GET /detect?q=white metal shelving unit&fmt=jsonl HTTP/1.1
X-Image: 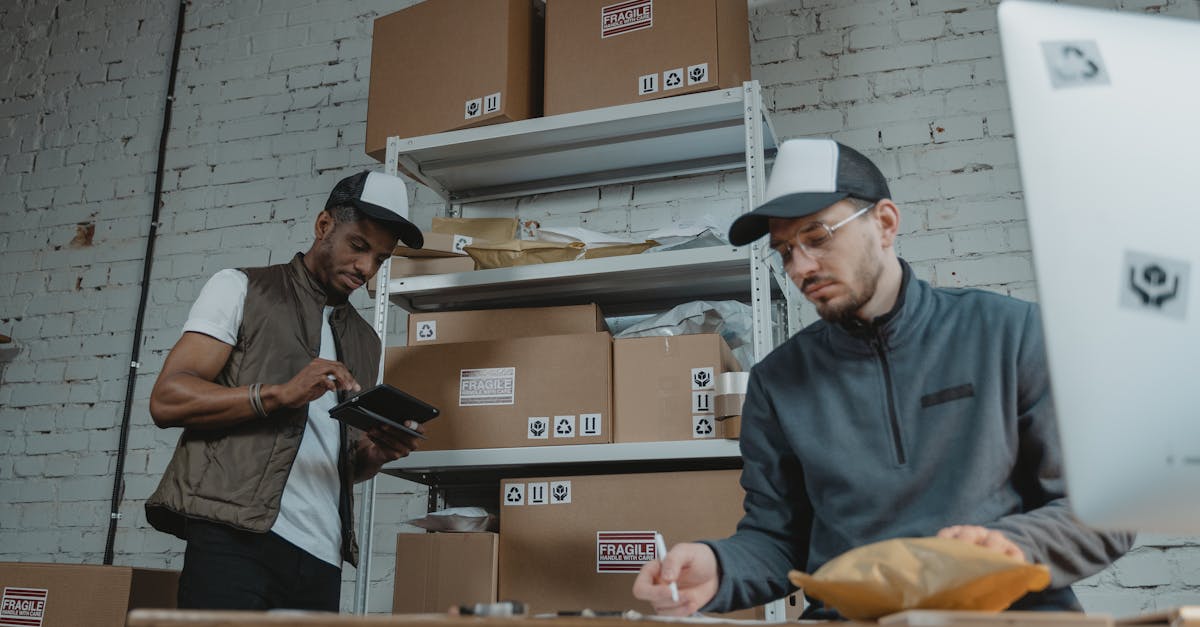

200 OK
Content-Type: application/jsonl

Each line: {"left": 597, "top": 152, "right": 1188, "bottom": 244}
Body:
{"left": 353, "top": 82, "right": 782, "bottom": 615}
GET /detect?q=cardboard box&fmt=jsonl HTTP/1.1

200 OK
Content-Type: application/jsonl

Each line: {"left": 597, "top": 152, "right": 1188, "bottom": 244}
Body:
{"left": 544, "top": 0, "right": 751, "bottom": 116}
{"left": 366, "top": 0, "right": 542, "bottom": 161}
{"left": 393, "top": 533, "right": 497, "bottom": 613}
{"left": 0, "top": 563, "right": 178, "bottom": 627}
{"left": 384, "top": 332, "right": 613, "bottom": 450}
{"left": 394, "top": 232, "right": 475, "bottom": 259}
{"left": 408, "top": 304, "right": 607, "bottom": 346}
{"left": 498, "top": 470, "right": 756, "bottom": 618}
{"left": 367, "top": 256, "right": 476, "bottom": 294}
{"left": 612, "top": 334, "right": 741, "bottom": 443}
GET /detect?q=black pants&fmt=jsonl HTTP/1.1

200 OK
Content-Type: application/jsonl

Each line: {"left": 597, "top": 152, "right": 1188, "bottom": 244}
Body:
{"left": 177, "top": 519, "right": 342, "bottom": 611}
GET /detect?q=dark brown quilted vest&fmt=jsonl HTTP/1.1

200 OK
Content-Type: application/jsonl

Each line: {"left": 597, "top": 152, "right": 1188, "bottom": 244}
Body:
{"left": 146, "top": 253, "right": 380, "bottom": 565}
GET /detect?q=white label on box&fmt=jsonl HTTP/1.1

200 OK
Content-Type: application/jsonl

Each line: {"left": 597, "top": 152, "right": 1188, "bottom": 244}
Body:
{"left": 596, "top": 531, "right": 656, "bottom": 572}
{"left": 527, "top": 482, "right": 549, "bottom": 505}
{"left": 553, "top": 415, "right": 576, "bottom": 438}
{"left": 452, "top": 234, "right": 473, "bottom": 254}
{"left": 638, "top": 73, "right": 658, "bottom": 95}
{"left": 663, "top": 68, "right": 684, "bottom": 90}
{"left": 601, "top": 0, "right": 653, "bottom": 38}
{"left": 483, "top": 92, "right": 502, "bottom": 114}
{"left": 1, "top": 586, "right": 49, "bottom": 627}
{"left": 503, "top": 482, "right": 526, "bottom": 506}
{"left": 692, "top": 391, "right": 714, "bottom": 413}
{"left": 687, "top": 62, "right": 709, "bottom": 85}
{"left": 550, "top": 480, "right": 572, "bottom": 503}
{"left": 464, "top": 98, "right": 482, "bottom": 119}
{"left": 414, "top": 320, "right": 437, "bottom": 342}
{"left": 693, "top": 415, "right": 716, "bottom": 438}
{"left": 580, "top": 413, "right": 602, "bottom": 436}
{"left": 460, "top": 367, "right": 515, "bottom": 406}
{"left": 691, "top": 367, "right": 714, "bottom": 390}
{"left": 528, "top": 416, "right": 550, "bottom": 439}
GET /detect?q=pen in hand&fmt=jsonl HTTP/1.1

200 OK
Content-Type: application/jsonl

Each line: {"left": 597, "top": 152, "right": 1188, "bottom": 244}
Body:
{"left": 654, "top": 532, "right": 680, "bottom": 603}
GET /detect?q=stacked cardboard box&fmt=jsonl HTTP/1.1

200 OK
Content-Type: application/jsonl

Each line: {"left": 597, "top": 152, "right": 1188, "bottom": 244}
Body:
{"left": 366, "top": 0, "right": 542, "bottom": 161}
{"left": 392, "top": 532, "right": 498, "bottom": 613}
{"left": 365, "top": 0, "right": 751, "bottom": 160}
{"left": 498, "top": 469, "right": 759, "bottom": 617}
{"left": 613, "top": 334, "right": 741, "bottom": 442}
{"left": 384, "top": 304, "right": 613, "bottom": 451}
{"left": 543, "top": 0, "right": 751, "bottom": 115}
{"left": 0, "top": 563, "right": 177, "bottom": 627}
{"left": 367, "top": 232, "right": 477, "bottom": 295}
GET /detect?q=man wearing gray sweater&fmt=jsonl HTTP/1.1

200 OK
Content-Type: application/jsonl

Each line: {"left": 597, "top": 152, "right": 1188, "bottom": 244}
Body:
{"left": 633, "top": 139, "right": 1133, "bottom": 616}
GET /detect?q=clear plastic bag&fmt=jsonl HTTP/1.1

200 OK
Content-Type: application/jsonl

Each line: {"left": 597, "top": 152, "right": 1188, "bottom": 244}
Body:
{"left": 612, "top": 300, "right": 754, "bottom": 369}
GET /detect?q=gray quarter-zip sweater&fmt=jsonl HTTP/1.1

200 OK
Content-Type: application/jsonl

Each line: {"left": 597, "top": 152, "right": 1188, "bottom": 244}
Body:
{"left": 701, "top": 260, "right": 1134, "bottom": 613}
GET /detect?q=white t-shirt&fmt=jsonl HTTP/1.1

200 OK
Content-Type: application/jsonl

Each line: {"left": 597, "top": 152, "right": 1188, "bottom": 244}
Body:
{"left": 183, "top": 268, "right": 343, "bottom": 567}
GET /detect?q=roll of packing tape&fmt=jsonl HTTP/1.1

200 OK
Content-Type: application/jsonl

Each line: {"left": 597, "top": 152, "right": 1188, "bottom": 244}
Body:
{"left": 715, "top": 371, "right": 749, "bottom": 418}
{"left": 715, "top": 371, "right": 749, "bottom": 396}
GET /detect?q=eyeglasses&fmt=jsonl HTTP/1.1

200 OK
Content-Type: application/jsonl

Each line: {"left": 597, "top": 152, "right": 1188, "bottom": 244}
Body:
{"left": 770, "top": 204, "right": 874, "bottom": 263}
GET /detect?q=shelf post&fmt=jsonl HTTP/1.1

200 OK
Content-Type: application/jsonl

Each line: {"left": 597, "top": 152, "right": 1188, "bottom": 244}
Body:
{"left": 352, "top": 138, "right": 404, "bottom": 615}
{"left": 744, "top": 81, "right": 772, "bottom": 365}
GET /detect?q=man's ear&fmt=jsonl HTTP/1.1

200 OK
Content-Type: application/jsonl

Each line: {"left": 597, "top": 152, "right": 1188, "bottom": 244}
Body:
{"left": 874, "top": 199, "right": 901, "bottom": 249}
{"left": 314, "top": 209, "right": 336, "bottom": 240}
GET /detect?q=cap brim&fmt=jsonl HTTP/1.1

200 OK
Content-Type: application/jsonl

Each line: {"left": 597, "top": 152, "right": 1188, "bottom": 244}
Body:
{"left": 352, "top": 200, "right": 424, "bottom": 249}
{"left": 728, "top": 192, "right": 849, "bottom": 246}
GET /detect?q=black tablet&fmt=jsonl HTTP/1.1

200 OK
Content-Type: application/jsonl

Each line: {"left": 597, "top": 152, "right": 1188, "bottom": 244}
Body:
{"left": 328, "top": 383, "right": 439, "bottom": 440}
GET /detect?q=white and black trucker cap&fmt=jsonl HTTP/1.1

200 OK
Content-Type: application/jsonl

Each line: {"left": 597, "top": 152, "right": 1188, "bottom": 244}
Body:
{"left": 325, "top": 171, "right": 423, "bottom": 249}
{"left": 728, "top": 139, "right": 891, "bottom": 246}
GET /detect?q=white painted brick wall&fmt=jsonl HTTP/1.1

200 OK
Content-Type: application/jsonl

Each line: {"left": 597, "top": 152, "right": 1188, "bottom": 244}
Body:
{"left": 2, "top": 0, "right": 1199, "bottom": 616}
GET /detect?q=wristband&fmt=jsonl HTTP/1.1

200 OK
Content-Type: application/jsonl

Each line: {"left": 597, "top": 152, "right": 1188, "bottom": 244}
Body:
{"left": 249, "top": 382, "right": 268, "bottom": 418}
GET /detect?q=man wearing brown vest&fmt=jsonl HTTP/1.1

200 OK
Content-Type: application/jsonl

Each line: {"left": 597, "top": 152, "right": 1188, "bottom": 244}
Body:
{"left": 145, "top": 171, "right": 426, "bottom": 611}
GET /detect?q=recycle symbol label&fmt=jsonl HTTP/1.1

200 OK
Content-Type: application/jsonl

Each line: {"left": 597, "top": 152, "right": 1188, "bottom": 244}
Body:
{"left": 692, "top": 416, "right": 715, "bottom": 439}
{"left": 554, "top": 415, "right": 576, "bottom": 438}
{"left": 503, "top": 483, "right": 525, "bottom": 505}
{"left": 687, "top": 63, "right": 709, "bottom": 85}
{"left": 663, "top": 68, "right": 683, "bottom": 90}
{"left": 691, "top": 367, "right": 714, "bottom": 390}
{"left": 550, "top": 481, "right": 572, "bottom": 504}
{"left": 528, "top": 417, "right": 549, "bottom": 439}
{"left": 416, "top": 321, "right": 436, "bottom": 341}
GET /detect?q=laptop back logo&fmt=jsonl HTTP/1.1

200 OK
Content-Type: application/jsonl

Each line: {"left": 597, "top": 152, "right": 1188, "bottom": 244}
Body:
{"left": 1120, "top": 251, "right": 1190, "bottom": 320}
{"left": 1041, "top": 41, "right": 1110, "bottom": 89}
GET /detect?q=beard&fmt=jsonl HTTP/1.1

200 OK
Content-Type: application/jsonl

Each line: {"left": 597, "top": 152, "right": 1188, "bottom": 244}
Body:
{"left": 805, "top": 254, "right": 885, "bottom": 325}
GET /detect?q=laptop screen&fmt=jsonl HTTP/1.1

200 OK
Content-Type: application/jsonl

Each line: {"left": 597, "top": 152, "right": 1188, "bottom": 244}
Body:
{"left": 999, "top": 0, "right": 1200, "bottom": 533}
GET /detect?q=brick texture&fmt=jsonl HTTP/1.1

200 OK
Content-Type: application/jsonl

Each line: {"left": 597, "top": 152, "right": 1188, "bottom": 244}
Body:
{"left": 2, "top": 0, "right": 1198, "bottom": 616}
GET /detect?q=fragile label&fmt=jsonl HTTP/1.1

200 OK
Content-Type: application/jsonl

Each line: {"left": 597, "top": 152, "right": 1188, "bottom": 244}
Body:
{"left": 597, "top": 531, "right": 657, "bottom": 572}
{"left": 460, "top": 367, "right": 515, "bottom": 406}
{"left": 1, "top": 587, "right": 48, "bottom": 627}
{"left": 601, "top": 0, "right": 653, "bottom": 38}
